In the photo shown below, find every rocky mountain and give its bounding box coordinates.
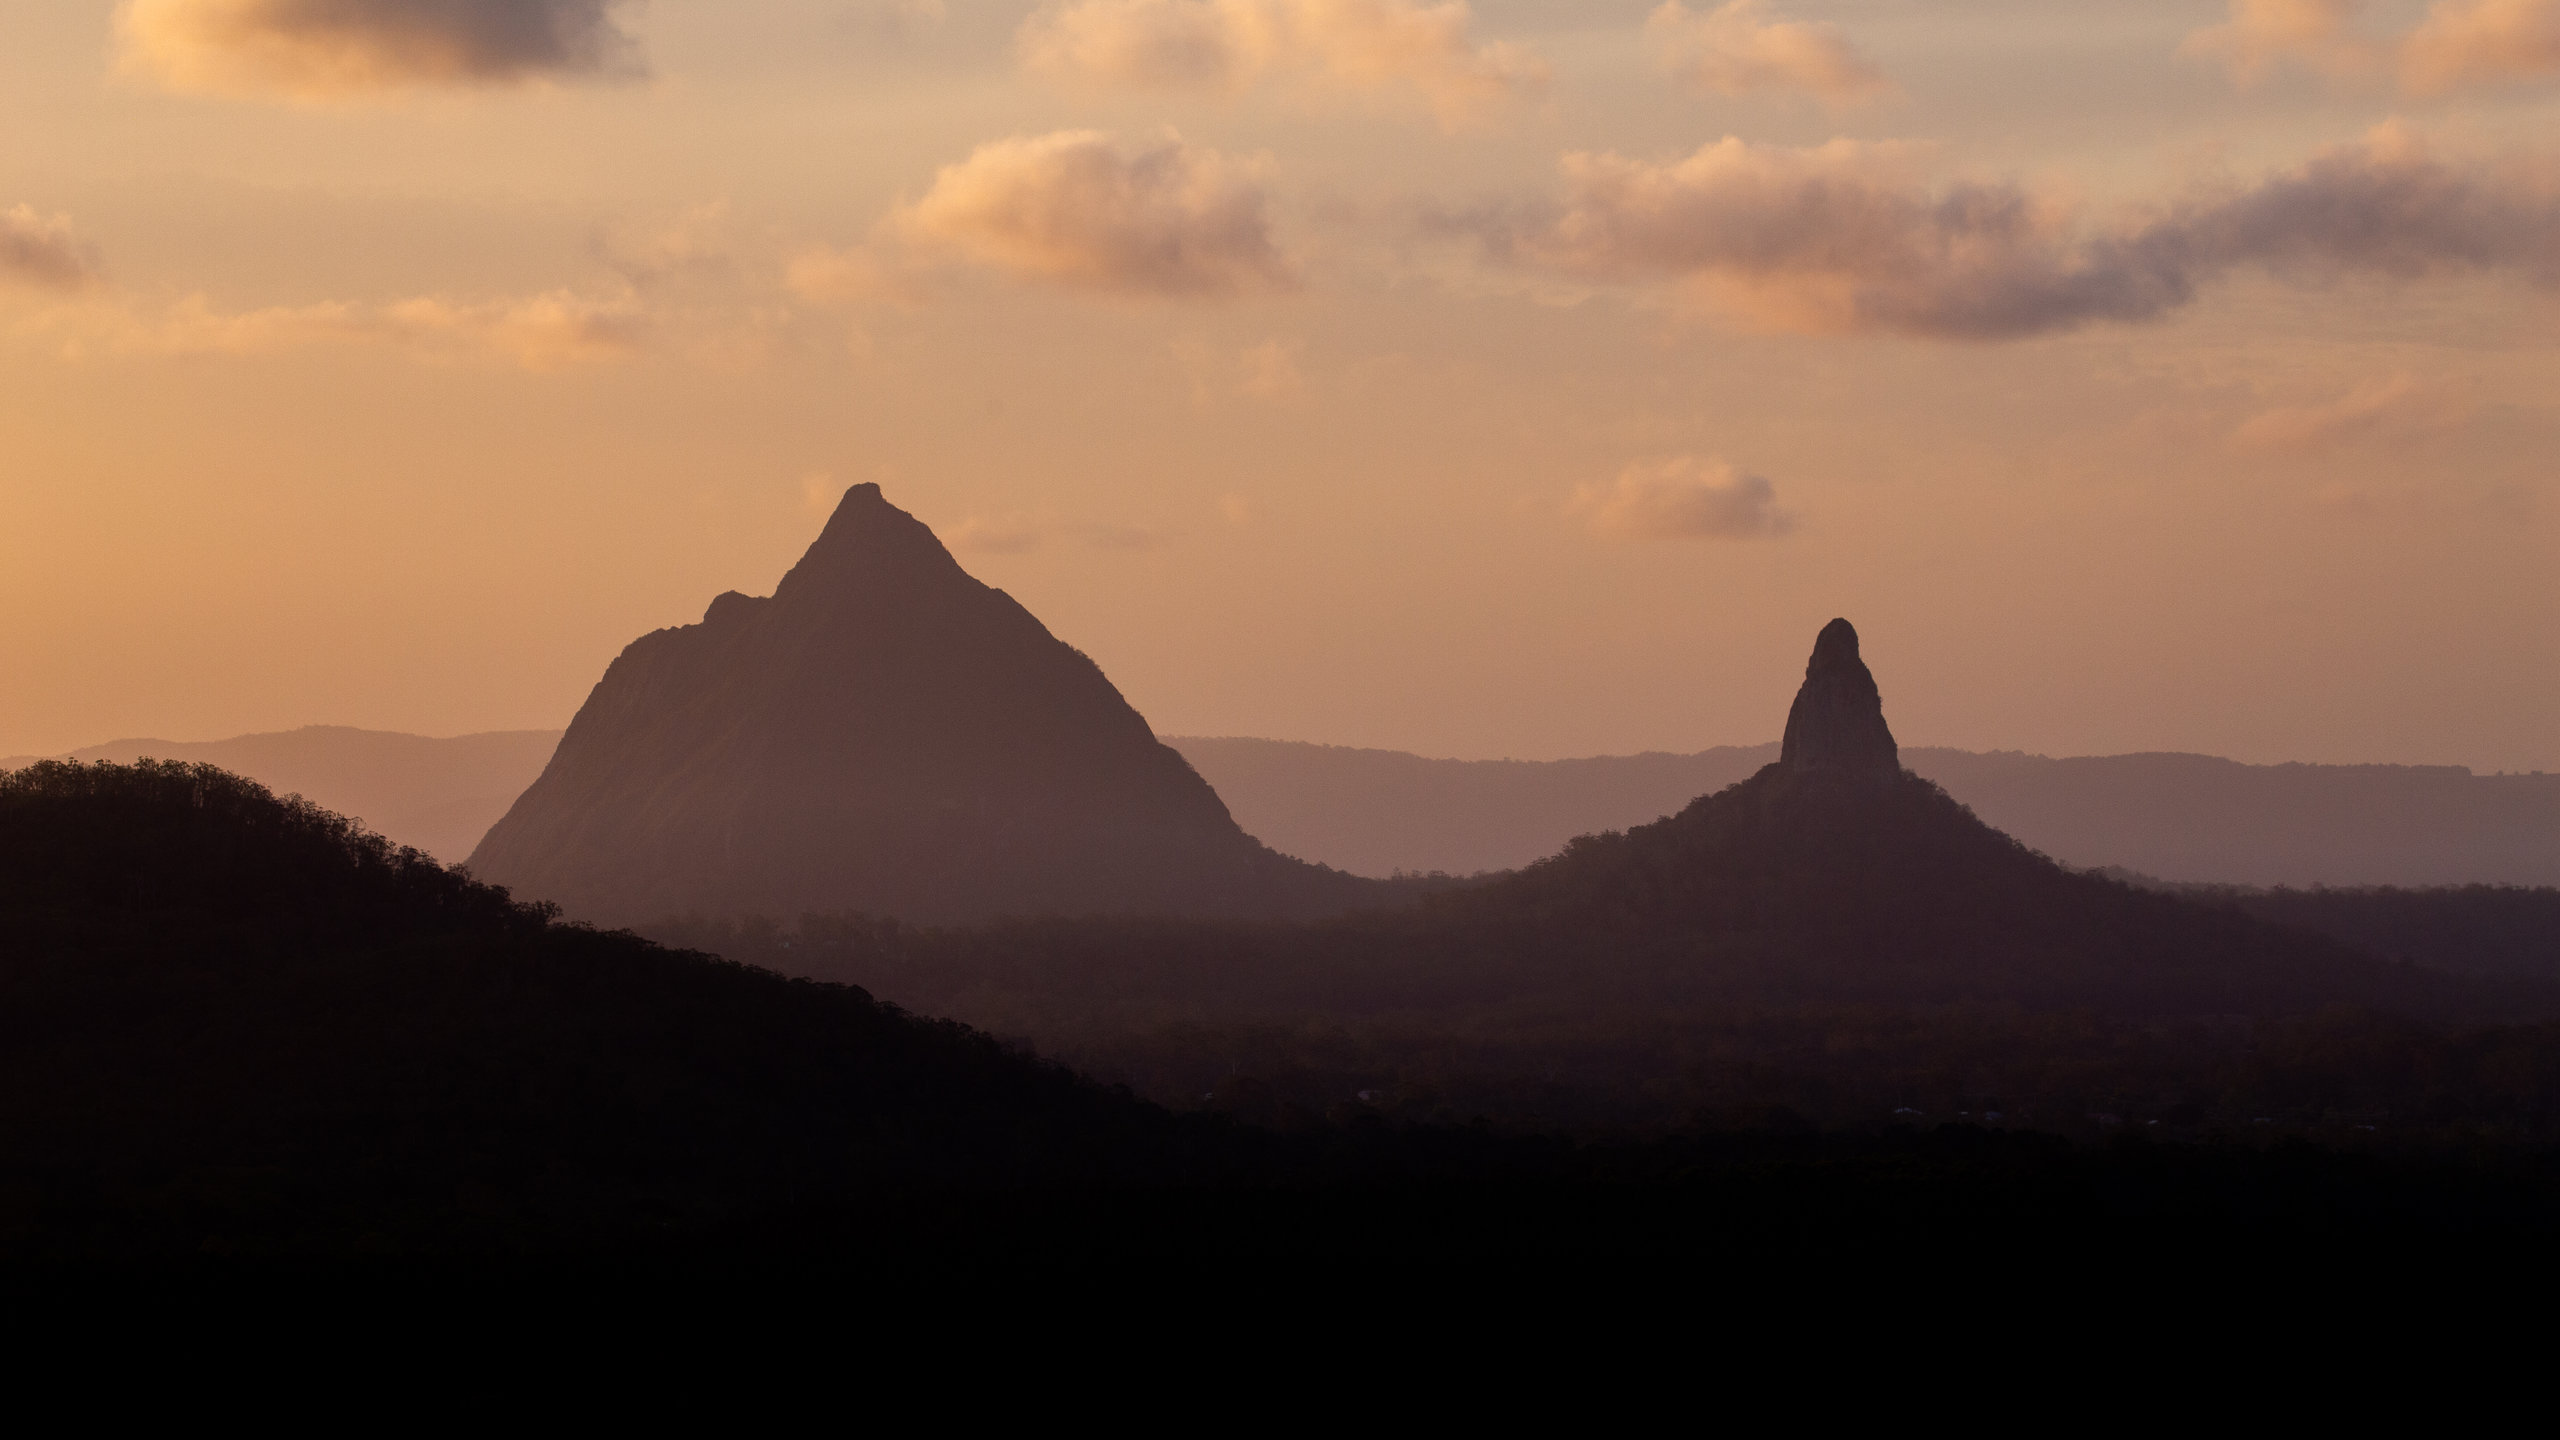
[1778,617,1899,777]
[1446,619,2454,1015]
[468,485,1375,926]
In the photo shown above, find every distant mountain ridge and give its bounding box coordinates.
[0,726,558,862]
[14,726,2551,889]
[467,484,1375,926]
[1166,739,2560,887]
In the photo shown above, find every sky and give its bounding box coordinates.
[3,0,2556,770]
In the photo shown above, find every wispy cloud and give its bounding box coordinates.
[20,287,645,370]
[890,131,1294,298]
[1572,458,1795,540]
[1470,125,2560,339]
[945,512,1050,554]
[2183,0,2560,95]
[2232,372,2476,453]
[945,511,1174,553]
[117,0,643,100]
[0,205,97,291]
[1019,0,1546,127]
[1644,1,1891,104]
[2181,0,2377,84]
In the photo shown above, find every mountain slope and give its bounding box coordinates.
[469,485,1374,926]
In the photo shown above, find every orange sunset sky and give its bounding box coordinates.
[3,0,2556,769]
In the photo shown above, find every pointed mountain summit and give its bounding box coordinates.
[1780,618,1898,777]
[469,485,1372,926]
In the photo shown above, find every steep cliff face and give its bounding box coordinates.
[469,485,1371,925]
[1779,618,1899,778]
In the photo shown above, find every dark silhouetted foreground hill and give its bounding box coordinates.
[0,726,559,862]
[0,759,1221,1253]
[469,485,1376,927]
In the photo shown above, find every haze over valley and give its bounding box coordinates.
[19,721,2553,889]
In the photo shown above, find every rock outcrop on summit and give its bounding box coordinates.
[1780,618,1898,778]
[468,485,1376,926]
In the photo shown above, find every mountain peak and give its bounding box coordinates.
[1779,618,1899,777]
[774,483,967,604]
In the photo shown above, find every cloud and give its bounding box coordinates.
[946,513,1049,554]
[1176,335,1305,398]
[2182,0,2560,94]
[0,199,644,367]
[1487,125,2560,339]
[2232,373,2475,452]
[117,0,642,99]
[377,290,645,368]
[2403,0,2560,93]
[1235,338,1305,397]
[1018,0,1546,126]
[27,288,644,369]
[945,512,1171,552]
[1,206,97,291]
[599,202,734,291]
[2181,0,2376,83]
[786,245,908,307]
[891,131,1293,298]
[1572,458,1794,540]
[1644,1,1891,103]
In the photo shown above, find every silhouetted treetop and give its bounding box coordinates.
[0,759,538,939]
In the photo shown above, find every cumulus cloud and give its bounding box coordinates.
[1,205,97,291]
[2232,373,2475,452]
[1572,458,1794,540]
[1644,1,1891,103]
[2182,0,2560,93]
[891,131,1293,298]
[118,0,642,99]
[1488,125,2560,339]
[1018,0,1546,126]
